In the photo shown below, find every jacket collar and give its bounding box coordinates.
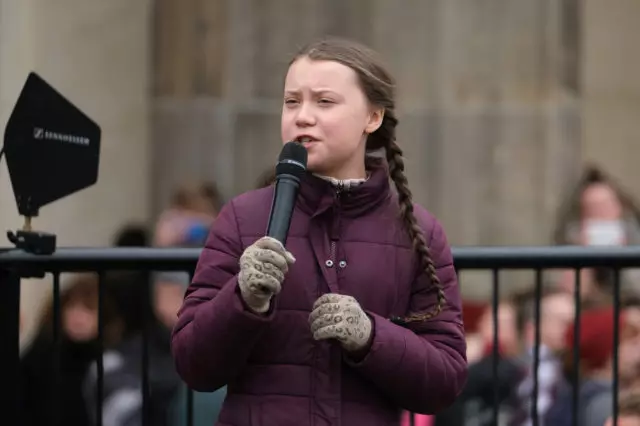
[297,157,392,218]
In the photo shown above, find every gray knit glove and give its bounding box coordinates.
[238,237,295,313]
[309,293,373,353]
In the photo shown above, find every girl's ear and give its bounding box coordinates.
[365,108,384,134]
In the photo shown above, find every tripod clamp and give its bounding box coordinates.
[5,216,56,278]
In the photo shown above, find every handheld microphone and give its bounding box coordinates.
[266,141,308,246]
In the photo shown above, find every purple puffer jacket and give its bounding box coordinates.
[171,161,468,426]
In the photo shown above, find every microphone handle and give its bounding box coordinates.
[266,174,300,246]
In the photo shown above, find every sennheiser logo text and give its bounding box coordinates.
[33,127,90,146]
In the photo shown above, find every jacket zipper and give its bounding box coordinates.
[330,241,336,265]
[330,183,344,267]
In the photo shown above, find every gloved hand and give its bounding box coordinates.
[309,293,373,353]
[238,237,295,313]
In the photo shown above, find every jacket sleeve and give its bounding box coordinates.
[346,217,468,414]
[171,200,275,392]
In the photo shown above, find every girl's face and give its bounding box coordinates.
[281,57,383,178]
[477,303,519,355]
[619,307,640,380]
[63,300,98,342]
[606,416,640,426]
[581,182,623,221]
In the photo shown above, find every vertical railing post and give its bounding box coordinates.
[0,265,21,423]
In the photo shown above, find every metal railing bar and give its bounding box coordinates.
[451,247,640,269]
[612,268,621,426]
[186,271,195,426]
[0,269,20,423]
[571,268,581,426]
[0,247,201,270]
[491,268,500,425]
[96,271,105,426]
[531,268,542,426]
[142,276,151,426]
[2,246,640,270]
[52,272,62,426]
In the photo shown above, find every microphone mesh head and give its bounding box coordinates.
[276,141,308,178]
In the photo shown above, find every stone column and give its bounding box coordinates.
[581,0,640,198]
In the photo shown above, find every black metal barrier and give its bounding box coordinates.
[2,245,639,426]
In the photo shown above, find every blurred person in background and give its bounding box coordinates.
[604,388,640,426]
[553,267,615,310]
[553,165,640,297]
[435,301,522,426]
[554,165,640,247]
[83,269,183,426]
[20,274,120,426]
[509,289,575,425]
[153,181,220,339]
[171,37,467,426]
[153,182,227,426]
[546,305,640,426]
[553,266,640,312]
[113,223,151,247]
[474,300,521,360]
[154,181,221,248]
[577,177,631,245]
[84,219,194,426]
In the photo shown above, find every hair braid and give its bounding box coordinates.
[377,113,445,324]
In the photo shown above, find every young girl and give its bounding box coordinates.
[172,37,467,426]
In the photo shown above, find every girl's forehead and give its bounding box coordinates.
[285,57,359,91]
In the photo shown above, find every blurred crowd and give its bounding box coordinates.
[19,180,226,426]
[446,166,640,426]
[16,165,640,426]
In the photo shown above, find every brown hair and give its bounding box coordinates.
[291,37,444,322]
[171,181,223,214]
[553,164,640,245]
[255,168,277,189]
[619,389,640,417]
[36,274,121,346]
